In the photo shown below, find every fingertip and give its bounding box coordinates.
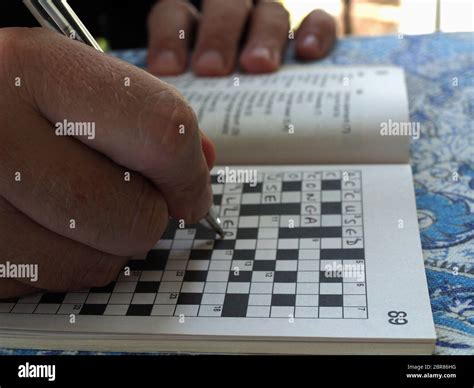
[192,50,229,76]
[296,33,323,60]
[240,46,280,73]
[148,49,185,76]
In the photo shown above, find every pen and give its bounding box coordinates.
[23,0,225,239]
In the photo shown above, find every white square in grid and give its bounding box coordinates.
[300,238,320,249]
[241,193,261,204]
[246,306,270,317]
[140,271,163,281]
[201,293,225,305]
[256,239,277,249]
[249,294,272,305]
[153,239,172,249]
[255,250,276,260]
[34,304,60,314]
[223,183,243,194]
[0,303,14,313]
[298,249,320,260]
[296,283,319,294]
[258,228,279,239]
[276,260,298,271]
[232,260,253,272]
[57,305,78,315]
[62,293,88,304]
[226,282,250,294]
[212,183,224,194]
[343,238,364,249]
[322,215,342,227]
[321,238,342,249]
[172,239,194,249]
[155,293,178,305]
[270,306,294,318]
[158,282,182,293]
[113,281,137,293]
[104,305,128,316]
[320,259,342,270]
[303,180,321,191]
[220,217,238,229]
[174,305,199,317]
[211,250,233,260]
[322,171,341,180]
[169,250,190,260]
[235,239,257,250]
[344,294,367,307]
[279,215,300,228]
[186,260,210,271]
[301,215,320,227]
[283,172,302,181]
[343,226,363,237]
[322,190,341,202]
[273,282,296,294]
[250,282,273,294]
[298,260,320,271]
[12,304,36,314]
[162,271,185,282]
[344,307,367,318]
[204,282,227,293]
[181,282,205,293]
[198,305,223,317]
[86,293,110,304]
[295,307,319,318]
[296,294,319,307]
[192,240,214,250]
[252,272,274,282]
[261,193,281,204]
[297,271,319,283]
[206,271,229,282]
[319,306,343,318]
[238,216,259,228]
[282,192,301,203]
[277,238,299,249]
[301,203,320,215]
[209,261,231,271]
[109,293,133,305]
[151,305,176,316]
[165,260,187,271]
[319,283,343,295]
[302,191,320,202]
[174,229,195,240]
[259,216,280,227]
[221,206,240,217]
[131,293,155,304]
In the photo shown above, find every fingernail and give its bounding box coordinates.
[150,50,179,74]
[250,46,272,60]
[195,50,224,73]
[301,34,319,49]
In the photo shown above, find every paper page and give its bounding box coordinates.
[161,66,411,165]
[0,165,434,351]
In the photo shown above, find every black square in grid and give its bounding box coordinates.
[320,249,365,260]
[321,202,342,214]
[319,294,343,307]
[39,293,66,304]
[146,250,169,270]
[271,294,296,306]
[79,304,107,315]
[194,224,218,239]
[177,293,202,305]
[243,182,262,193]
[128,259,147,271]
[222,294,249,317]
[90,282,116,293]
[213,239,235,249]
[276,249,299,260]
[161,220,178,239]
[282,181,302,191]
[213,194,223,205]
[126,304,153,316]
[134,281,160,293]
[210,175,220,184]
[236,228,258,239]
[320,271,343,283]
[228,271,252,282]
[321,180,341,190]
[253,260,276,271]
[189,250,212,260]
[274,271,297,283]
[232,250,255,260]
[184,271,208,282]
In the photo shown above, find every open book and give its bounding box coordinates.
[0,66,435,354]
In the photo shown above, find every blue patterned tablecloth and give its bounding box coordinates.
[1,32,472,356]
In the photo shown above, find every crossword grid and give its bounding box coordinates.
[0,170,367,319]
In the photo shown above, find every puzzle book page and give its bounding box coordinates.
[0,165,435,345]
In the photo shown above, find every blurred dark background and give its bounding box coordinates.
[0,0,202,49]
